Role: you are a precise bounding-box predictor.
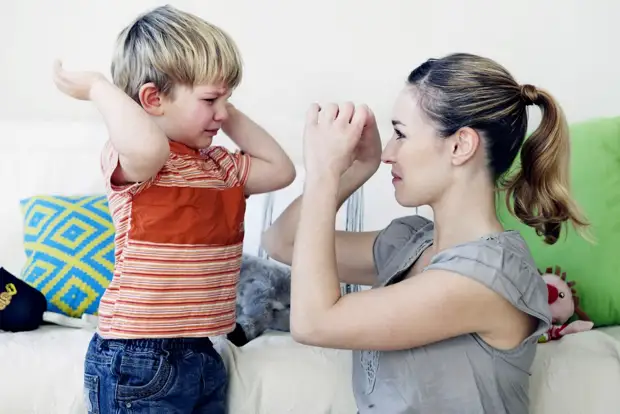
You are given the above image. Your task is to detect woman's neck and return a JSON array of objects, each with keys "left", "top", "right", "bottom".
[{"left": 429, "top": 176, "right": 504, "bottom": 252}]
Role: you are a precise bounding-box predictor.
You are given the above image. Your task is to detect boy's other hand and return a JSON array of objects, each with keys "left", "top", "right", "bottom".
[{"left": 53, "top": 60, "right": 107, "bottom": 101}]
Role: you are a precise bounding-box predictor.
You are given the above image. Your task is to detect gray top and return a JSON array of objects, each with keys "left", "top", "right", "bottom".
[{"left": 352, "top": 215, "right": 551, "bottom": 414}]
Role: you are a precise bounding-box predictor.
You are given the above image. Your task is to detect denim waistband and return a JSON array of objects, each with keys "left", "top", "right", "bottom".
[{"left": 93, "top": 332, "right": 214, "bottom": 352}]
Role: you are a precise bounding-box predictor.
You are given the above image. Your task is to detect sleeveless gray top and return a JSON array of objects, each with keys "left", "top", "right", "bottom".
[{"left": 352, "top": 215, "right": 552, "bottom": 414}]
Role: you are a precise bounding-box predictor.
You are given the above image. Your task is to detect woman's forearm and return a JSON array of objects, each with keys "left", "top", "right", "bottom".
[
  {"left": 261, "top": 161, "right": 375, "bottom": 264},
  {"left": 290, "top": 172, "right": 342, "bottom": 334}
]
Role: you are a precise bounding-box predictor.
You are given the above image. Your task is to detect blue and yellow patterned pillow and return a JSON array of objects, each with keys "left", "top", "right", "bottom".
[{"left": 20, "top": 195, "right": 115, "bottom": 317}]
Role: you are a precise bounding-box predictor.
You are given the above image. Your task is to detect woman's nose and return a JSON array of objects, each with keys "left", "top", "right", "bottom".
[{"left": 381, "top": 140, "right": 396, "bottom": 164}]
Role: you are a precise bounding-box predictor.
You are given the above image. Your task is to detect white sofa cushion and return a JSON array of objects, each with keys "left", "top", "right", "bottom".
[
  {"left": 215, "top": 332, "right": 357, "bottom": 413},
  {"left": 2, "top": 326, "right": 620, "bottom": 414},
  {"left": 530, "top": 329, "right": 620, "bottom": 413}
]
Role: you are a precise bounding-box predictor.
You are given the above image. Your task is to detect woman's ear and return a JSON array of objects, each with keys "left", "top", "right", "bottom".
[
  {"left": 450, "top": 127, "right": 480, "bottom": 166},
  {"left": 138, "top": 82, "right": 164, "bottom": 116}
]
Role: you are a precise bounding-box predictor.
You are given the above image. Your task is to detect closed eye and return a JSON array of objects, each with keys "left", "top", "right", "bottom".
[{"left": 202, "top": 98, "right": 216, "bottom": 104}]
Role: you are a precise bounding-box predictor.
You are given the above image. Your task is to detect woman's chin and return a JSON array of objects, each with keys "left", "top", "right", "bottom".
[
  {"left": 394, "top": 191, "right": 411, "bottom": 207},
  {"left": 394, "top": 190, "right": 424, "bottom": 209}
]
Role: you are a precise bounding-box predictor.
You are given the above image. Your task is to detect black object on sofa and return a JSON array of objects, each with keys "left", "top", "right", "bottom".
[{"left": 0, "top": 267, "right": 47, "bottom": 332}]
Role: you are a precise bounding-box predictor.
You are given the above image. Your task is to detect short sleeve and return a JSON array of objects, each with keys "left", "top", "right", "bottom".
[
  {"left": 99, "top": 140, "right": 150, "bottom": 195},
  {"left": 425, "top": 238, "right": 552, "bottom": 342},
  {"left": 100, "top": 140, "right": 119, "bottom": 186},
  {"left": 372, "top": 215, "right": 432, "bottom": 274},
  {"left": 232, "top": 150, "right": 252, "bottom": 187}
]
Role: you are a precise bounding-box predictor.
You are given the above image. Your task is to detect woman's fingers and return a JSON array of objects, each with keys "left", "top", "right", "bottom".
[
  {"left": 305, "top": 103, "right": 320, "bottom": 125},
  {"left": 318, "top": 102, "right": 339, "bottom": 124},
  {"left": 336, "top": 102, "right": 355, "bottom": 124},
  {"left": 351, "top": 104, "right": 369, "bottom": 134}
]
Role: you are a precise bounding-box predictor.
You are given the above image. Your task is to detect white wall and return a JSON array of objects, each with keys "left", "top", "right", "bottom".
[{"left": 2, "top": 0, "right": 619, "bottom": 230}]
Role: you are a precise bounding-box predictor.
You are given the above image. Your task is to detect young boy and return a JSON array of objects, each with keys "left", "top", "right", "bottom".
[{"left": 53, "top": 5, "right": 295, "bottom": 413}]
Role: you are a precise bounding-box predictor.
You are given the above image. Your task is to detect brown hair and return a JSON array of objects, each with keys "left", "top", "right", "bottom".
[{"left": 407, "top": 53, "right": 588, "bottom": 244}]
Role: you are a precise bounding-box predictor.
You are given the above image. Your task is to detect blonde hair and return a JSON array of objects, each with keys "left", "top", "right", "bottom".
[
  {"left": 111, "top": 5, "right": 242, "bottom": 102},
  {"left": 408, "top": 53, "right": 589, "bottom": 245}
]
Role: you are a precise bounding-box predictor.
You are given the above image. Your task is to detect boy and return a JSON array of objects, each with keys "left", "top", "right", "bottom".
[{"left": 53, "top": 5, "right": 296, "bottom": 413}]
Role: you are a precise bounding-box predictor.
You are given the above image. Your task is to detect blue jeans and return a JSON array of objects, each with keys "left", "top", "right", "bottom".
[{"left": 83, "top": 333, "right": 228, "bottom": 414}]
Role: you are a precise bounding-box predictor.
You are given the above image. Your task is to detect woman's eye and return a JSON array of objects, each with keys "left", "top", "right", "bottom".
[
  {"left": 394, "top": 129, "right": 405, "bottom": 139},
  {"left": 203, "top": 99, "right": 216, "bottom": 104}
]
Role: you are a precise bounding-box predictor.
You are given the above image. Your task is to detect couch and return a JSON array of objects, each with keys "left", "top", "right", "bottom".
[{"left": 1, "top": 119, "right": 620, "bottom": 414}]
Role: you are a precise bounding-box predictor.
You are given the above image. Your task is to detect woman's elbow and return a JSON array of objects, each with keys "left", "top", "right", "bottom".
[
  {"left": 291, "top": 330, "right": 313, "bottom": 346},
  {"left": 290, "top": 321, "right": 320, "bottom": 346},
  {"left": 260, "top": 229, "right": 290, "bottom": 264}
]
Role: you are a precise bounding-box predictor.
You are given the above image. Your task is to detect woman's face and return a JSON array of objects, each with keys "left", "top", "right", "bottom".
[{"left": 381, "top": 87, "right": 453, "bottom": 208}]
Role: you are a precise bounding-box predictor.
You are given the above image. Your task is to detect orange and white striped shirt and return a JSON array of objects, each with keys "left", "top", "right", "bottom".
[{"left": 98, "top": 140, "right": 251, "bottom": 339}]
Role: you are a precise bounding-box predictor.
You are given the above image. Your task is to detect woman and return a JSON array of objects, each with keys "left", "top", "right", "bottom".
[{"left": 261, "top": 53, "right": 588, "bottom": 413}]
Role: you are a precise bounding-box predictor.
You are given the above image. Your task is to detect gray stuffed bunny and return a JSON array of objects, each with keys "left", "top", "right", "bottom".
[{"left": 227, "top": 253, "right": 291, "bottom": 346}]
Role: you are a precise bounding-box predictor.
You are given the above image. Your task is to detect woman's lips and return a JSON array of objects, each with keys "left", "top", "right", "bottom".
[{"left": 391, "top": 171, "right": 402, "bottom": 183}]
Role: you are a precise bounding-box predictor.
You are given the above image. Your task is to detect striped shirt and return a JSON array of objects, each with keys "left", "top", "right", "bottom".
[{"left": 98, "top": 140, "right": 251, "bottom": 339}]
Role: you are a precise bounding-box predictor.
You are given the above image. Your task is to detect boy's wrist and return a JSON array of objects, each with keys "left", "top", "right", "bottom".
[
  {"left": 222, "top": 104, "right": 249, "bottom": 144},
  {"left": 224, "top": 102, "right": 240, "bottom": 121}
]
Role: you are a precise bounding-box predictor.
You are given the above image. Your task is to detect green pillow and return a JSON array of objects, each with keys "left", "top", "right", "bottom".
[{"left": 497, "top": 115, "right": 620, "bottom": 327}]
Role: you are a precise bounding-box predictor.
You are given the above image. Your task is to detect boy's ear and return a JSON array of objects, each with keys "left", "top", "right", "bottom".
[{"left": 138, "top": 83, "right": 164, "bottom": 116}]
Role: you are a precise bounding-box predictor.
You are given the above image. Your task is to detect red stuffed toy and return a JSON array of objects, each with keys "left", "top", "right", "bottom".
[{"left": 538, "top": 266, "right": 593, "bottom": 343}]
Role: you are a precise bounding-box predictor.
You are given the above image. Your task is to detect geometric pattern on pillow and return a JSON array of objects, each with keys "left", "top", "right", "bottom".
[{"left": 19, "top": 195, "right": 114, "bottom": 317}]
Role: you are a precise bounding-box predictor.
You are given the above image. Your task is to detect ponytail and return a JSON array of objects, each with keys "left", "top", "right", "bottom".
[{"left": 502, "top": 85, "right": 589, "bottom": 244}]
